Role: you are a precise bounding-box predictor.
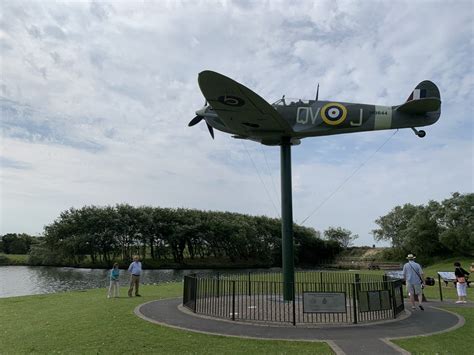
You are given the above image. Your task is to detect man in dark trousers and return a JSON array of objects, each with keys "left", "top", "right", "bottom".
[
  {"left": 403, "top": 253, "right": 424, "bottom": 311},
  {"left": 128, "top": 255, "right": 142, "bottom": 297}
]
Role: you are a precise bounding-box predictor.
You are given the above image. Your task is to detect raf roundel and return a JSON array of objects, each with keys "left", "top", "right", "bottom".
[
  {"left": 321, "top": 103, "right": 347, "bottom": 126},
  {"left": 217, "top": 95, "right": 245, "bottom": 107}
]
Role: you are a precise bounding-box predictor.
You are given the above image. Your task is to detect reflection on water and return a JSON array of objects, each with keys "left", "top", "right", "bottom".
[{"left": 0, "top": 266, "right": 275, "bottom": 298}]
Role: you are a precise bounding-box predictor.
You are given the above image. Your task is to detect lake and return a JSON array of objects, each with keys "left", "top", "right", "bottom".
[{"left": 0, "top": 266, "right": 276, "bottom": 298}]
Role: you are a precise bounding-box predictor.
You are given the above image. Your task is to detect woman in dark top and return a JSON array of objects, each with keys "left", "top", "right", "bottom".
[{"left": 454, "top": 262, "right": 470, "bottom": 304}]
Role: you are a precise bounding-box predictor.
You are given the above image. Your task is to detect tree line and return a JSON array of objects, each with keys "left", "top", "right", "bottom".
[
  {"left": 3, "top": 192, "right": 470, "bottom": 268},
  {"left": 372, "top": 192, "right": 473, "bottom": 260},
  {"left": 27, "top": 205, "right": 342, "bottom": 267},
  {"left": 0, "top": 233, "right": 37, "bottom": 254}
]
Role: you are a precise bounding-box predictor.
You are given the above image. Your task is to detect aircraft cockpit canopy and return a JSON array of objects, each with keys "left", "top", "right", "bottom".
[{"left": 272, "top": 98, "right": 314, "bottom": 107}]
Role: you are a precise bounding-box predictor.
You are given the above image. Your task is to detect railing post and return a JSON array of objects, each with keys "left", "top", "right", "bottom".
[
  {"left": 193, "top": 276, "right": 198, "bottom": 313},
  {"left": 217, "top": 272, "right": 220, "bottom": 299},
  {"left": 232, "top": 280, "right": 236, "bottom": 321},
  {"left": 352, "top": 283, "right": 358, "bottom": 324},
  {"left": 438, "top": 273, "right": 443, "bottom": 302},
  {"left": 383, "top": 274, "right": 388, "bottom": 290},
  {"left": 292, "top": 282, "right": 296, "bottom": 326},
  {"left": 183, "top": 276, "right": 187, "bottom": 305},
  {"left": 248, "top": 272, "right": 251, "bottom": 297},
  {"left": 391, "top": 281, "right": 397, "bottom": 319}
]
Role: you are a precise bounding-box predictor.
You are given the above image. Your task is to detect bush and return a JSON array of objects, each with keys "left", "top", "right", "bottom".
[{"left": 27, "top": 245, "right": 64, "bottom": 266}]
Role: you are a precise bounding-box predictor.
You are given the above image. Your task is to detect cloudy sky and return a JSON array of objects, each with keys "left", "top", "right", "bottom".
[{"left": 1, "top": 0, "right": 473, "bottom": 246}]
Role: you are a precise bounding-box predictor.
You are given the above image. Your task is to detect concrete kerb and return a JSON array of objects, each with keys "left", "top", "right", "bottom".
[
  {"left": 176, "top": 303, "right": 413, "bottom": 329},
  {"left": 384, "top": 305, "right": 465, "bottom": 340},
  {"left": 135, "top": 298, "right": 467, "bottom": 355}
]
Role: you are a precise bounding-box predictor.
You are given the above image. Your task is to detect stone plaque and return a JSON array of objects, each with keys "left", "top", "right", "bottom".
[{"left": 303, "top": 292, "right": 346, "bottom": 313}]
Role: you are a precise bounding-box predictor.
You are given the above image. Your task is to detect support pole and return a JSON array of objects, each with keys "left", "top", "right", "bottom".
[{"left": 280, "top": 137, "right": 294, "bottom": 301}]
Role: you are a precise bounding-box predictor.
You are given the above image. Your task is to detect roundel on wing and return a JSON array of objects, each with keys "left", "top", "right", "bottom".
[
  {"left": 217, "top": 95, "right": 245, "bottom": 107},
  {"left": 321, "top": 103, "right": 347, "bottom": 125}
]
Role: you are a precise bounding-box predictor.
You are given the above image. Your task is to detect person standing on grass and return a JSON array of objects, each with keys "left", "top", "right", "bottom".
[
  {"left": 403, "top": 253, "right": 424, "bottom": 311},
  {"left": 454, "top": 262, "right": 469, "bottom": 304},
  {"left": 107, "top": 263, "right": 120, "bottom": 298},
  {"left": 128, "top": 255, "right": 142, "bottom": 297}
]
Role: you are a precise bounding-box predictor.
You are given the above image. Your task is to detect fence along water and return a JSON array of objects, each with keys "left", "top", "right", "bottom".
[{"left": 183, "top": 271, "right": 404, "bottom": 325}]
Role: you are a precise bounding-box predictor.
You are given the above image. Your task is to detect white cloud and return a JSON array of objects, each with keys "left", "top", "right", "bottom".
[{"left": 1, "top": 0, "right": 472, "bottom": 246}]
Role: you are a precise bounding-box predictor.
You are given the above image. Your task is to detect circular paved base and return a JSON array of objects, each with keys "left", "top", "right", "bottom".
[{"left": 136, "top": 298, "right": 467, "bottom": 355}]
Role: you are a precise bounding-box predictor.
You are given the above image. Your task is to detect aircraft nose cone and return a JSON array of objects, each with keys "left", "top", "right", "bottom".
[{"left": 195, "top": 106, "right": 207, "bottom": 116}]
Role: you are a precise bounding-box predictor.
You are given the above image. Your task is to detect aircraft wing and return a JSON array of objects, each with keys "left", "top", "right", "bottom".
[{"left": 198, "top": 71, "right": 293, "bottom": 137}]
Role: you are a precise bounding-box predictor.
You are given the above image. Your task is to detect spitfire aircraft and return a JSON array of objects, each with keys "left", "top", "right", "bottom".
[
  {"left": 189, "top": 71, "right": 441, "bottom": 301},
  {"left": 189, "top": 71, "right": 441, "bottom": 145}
]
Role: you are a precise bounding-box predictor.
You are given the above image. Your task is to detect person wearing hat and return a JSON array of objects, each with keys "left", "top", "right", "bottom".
[{"left": 403, "top": 253, "right": 424, "bottom": 311}]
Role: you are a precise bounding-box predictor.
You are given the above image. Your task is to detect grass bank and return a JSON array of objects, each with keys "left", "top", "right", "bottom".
[
  {"left": 0, "top": 283, "right": 332, "bottom": 354},
  {"left": 420, "top": 257, "right": 472, "bottom": 302},
  {"left": 0, "top": 253, "right": 28, "bottom": 265},
  {"left": 392, "top": 306, "right": 474, "bottom": 354}
]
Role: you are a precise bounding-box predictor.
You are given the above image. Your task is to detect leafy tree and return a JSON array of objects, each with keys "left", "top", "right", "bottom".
[
  {"left": 1, "top": 233, "right": 36, "bottom": 254},
  {"left": 39, "top": 204, "right": 345, "bottom": 267},
  {"left": 372, "top": 204, "right": 421, "bottom": 248},
  {"left": 403, "top": 208, "right": 442, "bottom": 258},
  {"left": 323, "top": 227, "right": 358, "bottom": 248},
  {"left": 373, "top": 193, "right": 473, "bottom": 259},
  {"left": 436, "top": 193, "right": 474, "bottom": 255}
]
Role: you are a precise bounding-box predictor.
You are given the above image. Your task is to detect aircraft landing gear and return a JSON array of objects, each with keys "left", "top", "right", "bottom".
[{"left": 411, "top": 127, "right": 426, "bottom": 138}]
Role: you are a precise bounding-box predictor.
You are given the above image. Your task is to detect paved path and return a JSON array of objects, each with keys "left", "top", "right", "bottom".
[{"left": 136, "top": 299, "right": 470, "bottom": 355}]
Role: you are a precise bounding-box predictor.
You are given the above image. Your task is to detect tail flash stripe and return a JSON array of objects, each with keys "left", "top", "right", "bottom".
[{"left": 413, "top": 89, "right": 421, "bottom": 100}]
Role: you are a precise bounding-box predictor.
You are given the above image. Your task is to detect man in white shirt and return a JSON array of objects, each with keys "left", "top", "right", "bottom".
[
  {"left": 402, "top": 253, "right": 424, "bottom": 311},
  {"left": 128, "top": 255, "right": 142, "bottom": 297}
]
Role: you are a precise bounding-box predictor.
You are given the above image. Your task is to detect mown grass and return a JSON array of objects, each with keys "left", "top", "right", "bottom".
[
  {"left": 393, "top": 306, "right": 474, "bottom": 355},
  {"left": 0, "top": 283, "right": 333, "bottom": 354},
  {"left": 1, "top": 258, "right": 472, "bottom": 354}
]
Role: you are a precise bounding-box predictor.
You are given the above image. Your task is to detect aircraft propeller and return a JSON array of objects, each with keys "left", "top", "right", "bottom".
[{"left": 188, "top": 101, "right": 214, "bottom": 139}]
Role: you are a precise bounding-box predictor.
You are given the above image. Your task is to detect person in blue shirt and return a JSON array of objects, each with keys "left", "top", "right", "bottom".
[
  {"left": 107, "top": 263, "right": 120, "bottom": 298},
  {"left": 128, "top": 255, "right": 142, "bottom": 297},
  {"left": 403, "top": 253, "right": 424, "bottom": 311}
]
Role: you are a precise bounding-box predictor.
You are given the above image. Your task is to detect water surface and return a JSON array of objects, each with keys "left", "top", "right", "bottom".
[{"left": 0, "top": 266, "right": 274, "bottom": 298}]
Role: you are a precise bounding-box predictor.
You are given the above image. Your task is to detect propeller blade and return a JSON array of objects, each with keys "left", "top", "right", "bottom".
[
  {"left": 188, "top": 115, "right": 203, "bottom": 127},
  {"left": 206, "top": 122, "right": 214, "bottom": 139}
]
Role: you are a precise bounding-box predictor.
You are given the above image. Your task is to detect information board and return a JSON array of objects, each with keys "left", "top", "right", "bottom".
[
  {"left": 358, "top": 290, "right": 392, "bottom": 312},
  {"left": 303, "top": 292, "right": 346, "bottom": 313}
]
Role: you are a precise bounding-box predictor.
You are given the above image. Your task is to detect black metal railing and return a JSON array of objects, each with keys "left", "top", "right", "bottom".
[{"left": 183, "top": 271, "right": 405, "bottom": 325}]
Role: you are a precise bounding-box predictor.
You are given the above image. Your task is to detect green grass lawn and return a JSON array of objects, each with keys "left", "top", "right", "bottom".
[
  {"left": 1, "top": 258, "right": 473, "bottom": 354},
  {"left": 393, "top": 306, "right": 474, "bottom": 355},
  {"left": 0, "top": 283, "right": 332, "bottom": 354}
]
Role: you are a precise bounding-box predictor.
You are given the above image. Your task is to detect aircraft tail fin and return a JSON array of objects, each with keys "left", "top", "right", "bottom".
[{"left": 397, "top": 80, "right": 441, "bottom": 114}]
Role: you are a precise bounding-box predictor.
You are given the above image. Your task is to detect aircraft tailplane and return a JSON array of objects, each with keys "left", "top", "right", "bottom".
[{"left": 396, "top": 80, "right": 441, "bottom": 114}]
